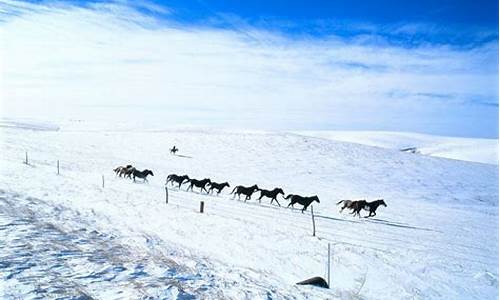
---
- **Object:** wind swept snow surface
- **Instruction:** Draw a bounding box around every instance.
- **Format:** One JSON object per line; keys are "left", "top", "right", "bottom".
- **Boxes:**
{"left": 0, "top": 124, "right": 498, "bottom": 299}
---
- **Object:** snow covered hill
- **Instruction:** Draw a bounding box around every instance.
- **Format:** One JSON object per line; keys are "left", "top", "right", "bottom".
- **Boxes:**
{"left": 0, "top": 122, "right": 498, "bottom": 299}
{"left": 294, "top": 131, "right": 498, "bottom": 165}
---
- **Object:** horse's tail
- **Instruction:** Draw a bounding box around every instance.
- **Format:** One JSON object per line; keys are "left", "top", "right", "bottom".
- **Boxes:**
{"left": 230, "top": 186, "right": 238, "bottom": 194}
{"left": 284, "top": 194, "right": 293, "bottom": 200}
{"left": 336, "top": 200, "right": 345, "bottom": 205}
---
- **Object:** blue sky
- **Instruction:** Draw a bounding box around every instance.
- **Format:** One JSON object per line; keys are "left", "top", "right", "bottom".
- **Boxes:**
{"left": 21, "top": 0, "right": 499, "bottom": 44}
{"left": 1, "top": 0, "right": 498, "bottom": 137}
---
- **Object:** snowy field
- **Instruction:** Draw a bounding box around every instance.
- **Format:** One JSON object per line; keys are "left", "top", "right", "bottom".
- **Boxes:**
{"left": 294, "top": 131, "right": 498, "bottom": 165}
{"left": 0, "top": 120, "right": 498, "bottom": 299}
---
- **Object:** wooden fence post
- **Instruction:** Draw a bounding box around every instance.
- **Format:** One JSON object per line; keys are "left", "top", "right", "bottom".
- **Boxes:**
{"left": 24, "top": 151, "right": 28, "bottom": 165}
{"left": 57, "top": 160, "right": 60, "bottom": 175}
{"left": 311, "top": 205, "right": 316, "bottom": 237}
{"left": 102, "top": 175, "right": 105, "bottom": 188}
{"left": 327, "top": 243, "right": 331, "bottom": 287}
{"left": 200, "top": 201, "right": 204, "bottom": 213}
{"left": 165, "top": 186, "right": 169, "bottom": 204}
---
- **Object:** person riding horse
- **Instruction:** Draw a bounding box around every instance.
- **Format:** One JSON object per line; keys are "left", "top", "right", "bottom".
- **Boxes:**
{"left": 170, "top": 146, "right": 178, "bottom": 155}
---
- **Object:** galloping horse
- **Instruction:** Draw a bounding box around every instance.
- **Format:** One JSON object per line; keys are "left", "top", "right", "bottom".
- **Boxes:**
{"left": 207, "top": 182, "right": 230, "bottom": 195}
{"left": 257, "top": 188, "right": 285, "bottom": 206}
{"left": 186, "top": 178, "right": 212, "bottom": 193}
{"left": 336, "top": 199, "right": 366, "bottom": 214}
{"left": 113, "top": 165, "right": 133, "bottom": 177}
{"left": 286, "top": 194, "right": 320, "bottom": 213}
{"left": 132, "top": 169, "right": 154, "bottom": 183}
{"left": 166, "top": 174, "right": 190, "bottom": 188}
{"left": 352, "top": 199, "right": 387, "bottom": 218}
{"left": 231, "top": 185, "right": 259, "bottom": 201}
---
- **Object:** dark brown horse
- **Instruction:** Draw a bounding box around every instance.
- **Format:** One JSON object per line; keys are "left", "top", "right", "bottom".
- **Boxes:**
{"left": 132, "top": 169, "right": 154, "bottom": 182}
{"left": 352, "top": 199, "right": 387, "bottom": 218}
{"left": 336, "top": 199, "right": 366, "bottom": 215}
{"left": 286, "top": 194, "right": 320, "bottom": 213}
{"left": 186, "top": 178, "right": 212, "bottom": 193}
{"left": 207, "top": 181, "right": 230, "bottom": 195}
{"left": 124, "top": 167, "right": 137, "bottom": 179}
{"left": 258, "top": 188, "right": 285, "bottom": 206}
{"left": 166, "top": 174, "right": 190, "bottom": 188}
{"left": 231, "top": 185, "right": 259, "bottom": 201}
{"left": 113, "top": 165, "right": 133, "bottom": 177}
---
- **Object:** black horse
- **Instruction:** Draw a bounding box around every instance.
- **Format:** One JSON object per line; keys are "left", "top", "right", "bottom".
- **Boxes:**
{"left": 351, "top": 199, "right": 387, "bottom": 218}
{"left": 166, "top": 174, "right": 190, "bottom": 188}
{"left": 207, "top": 181, "right": 230, "bottom": 195}
{"left": 231, "top": 184, "right": 259, "bottom": 201}
{"left": 170, "top": 146, "right": 178, "bottom": 155}
{"left": 286, "top": 194, "right": 320, "bottom": 213}
{"left": 132, "top": 169, "right": 154, "bottom": 183}
{"left": 258, "top": 188, "right": 285, "bottom": 206}
{"left": 186, "top": 178, "right": 212, "bottom": 193}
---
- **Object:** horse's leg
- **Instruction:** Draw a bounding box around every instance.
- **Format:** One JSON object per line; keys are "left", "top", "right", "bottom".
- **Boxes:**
{"left": 351, "top": 208, "right": 358, "bottom": 217}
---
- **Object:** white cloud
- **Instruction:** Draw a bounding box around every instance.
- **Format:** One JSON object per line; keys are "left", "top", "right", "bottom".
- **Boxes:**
{"left": 0, "top": 0, "right": 497, "bottom": 136}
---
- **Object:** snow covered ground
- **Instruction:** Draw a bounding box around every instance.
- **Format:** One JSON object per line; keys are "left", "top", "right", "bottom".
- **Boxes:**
{"left": 0, "top": 120, "right": 498, "bottom": 299}
{"left": 294, "top": 131, "right": 498, "bottom": 165}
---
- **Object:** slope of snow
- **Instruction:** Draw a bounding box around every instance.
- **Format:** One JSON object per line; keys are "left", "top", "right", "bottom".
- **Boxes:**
{"left": 294, "top": 131, "right": 498, "bottom": 165}
{"left": 0, "top": 118, "right": 60, "bottom": 131}
{"left": 0, "top": 123, "right": 498, "bottom": 299}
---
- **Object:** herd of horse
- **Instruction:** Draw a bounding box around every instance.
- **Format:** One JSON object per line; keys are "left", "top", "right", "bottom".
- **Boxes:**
{"left": 165, "top": 174, "right": 320, "bottom": 213}
{"left": 337, "top": 199, "right": 387, "bottom": 218}
{"left": 113, "top": 165, "right": 154, "bottom": 182}
{"left": 113, "top": 165, "right": 387, "bottom": 217}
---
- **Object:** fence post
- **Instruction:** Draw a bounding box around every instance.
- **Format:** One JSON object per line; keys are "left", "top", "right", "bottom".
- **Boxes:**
{"left": 24, "top": 151, "right": 28, "bottom": 165}
{"left": 102, "top": 175, "right": 104, "bottom": 188}
{"left": 165, "top": 186, "right": 169, "bottom": 204}
{"left": 57, "top": 160, "right": 60, "bottom": 175}
{"left": 200, "top": 201, "right": 204, "bottom": 213}
{"left": 311, "top": 205, "right": 316, "bottom": 237}
{"left": 327, "top": 243, "right": 331, "bottom": 287}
